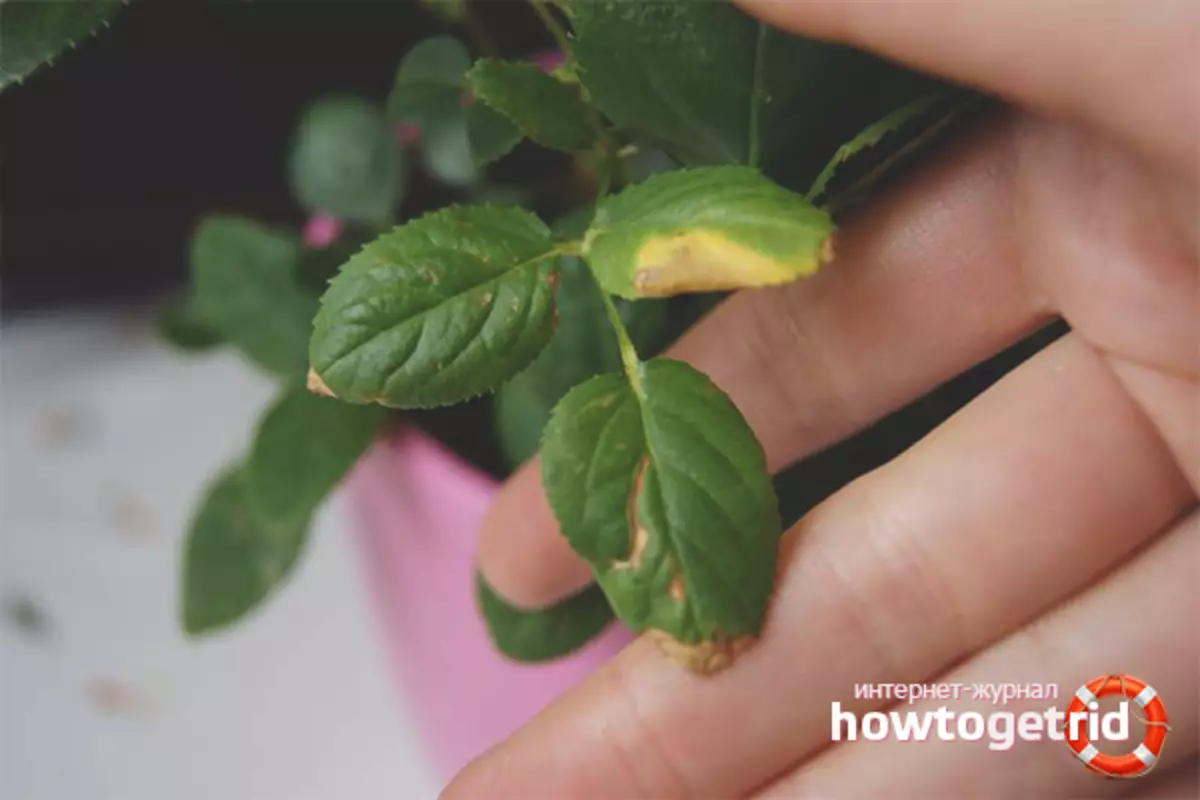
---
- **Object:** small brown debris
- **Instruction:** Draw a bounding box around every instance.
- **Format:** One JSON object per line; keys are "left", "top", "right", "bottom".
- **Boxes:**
{"left": 38, "top": 406, "right": 92, "bottom": 448}
{"left": 306, "top": 367, "right": 336, "bottom": 398}
{"left": 86, "top": 677, "right": 145, "bottom": 716}
{"left": 106, "top": 488, "right": 154, "bottom": 542}
{"left": 668, "top": 574, "right": 686, "bottom": 602}
{"left": 480, "top": 291, "right": 494, "bottom": 306}
{"left": 819, "top": 233, "right": 836, "bottom": 266}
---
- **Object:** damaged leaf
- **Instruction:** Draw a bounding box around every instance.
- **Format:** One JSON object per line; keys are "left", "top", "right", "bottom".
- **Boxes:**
{"left": 541, "top": 357, "right": 780, "bottom": 674}
{"left": 308, "top": 204, "right": 561, "bottom": 408}
{"left": 583, "top": 166, "right": 835, "bottom": 299}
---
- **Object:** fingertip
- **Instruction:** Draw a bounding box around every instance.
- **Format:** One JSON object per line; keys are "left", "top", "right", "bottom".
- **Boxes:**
{"left": 475, "top": 457, "right": 595, "bottom": 609}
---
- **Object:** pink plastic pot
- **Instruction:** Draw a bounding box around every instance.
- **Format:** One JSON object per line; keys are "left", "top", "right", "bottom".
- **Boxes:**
{"left": 346, "top": 428, "right": 632, "bottom": 780}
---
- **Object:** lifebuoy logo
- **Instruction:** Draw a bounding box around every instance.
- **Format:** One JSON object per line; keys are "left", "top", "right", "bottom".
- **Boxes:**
{"left": 834, "top": 674, "right": 1170, "bottom": 780}
{"left": 1065, "top": 673, "right": 1170, "bottom": 779}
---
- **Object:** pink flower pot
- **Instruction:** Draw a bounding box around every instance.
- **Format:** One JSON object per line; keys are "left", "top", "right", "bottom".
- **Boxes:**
{"left": 346, "top": 428, "right": 632, "bottom": 780}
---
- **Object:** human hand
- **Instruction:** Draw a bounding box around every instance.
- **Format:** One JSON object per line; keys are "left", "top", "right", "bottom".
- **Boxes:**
{"left": 446, "top": 1, "right": 1199, "bottom": 796}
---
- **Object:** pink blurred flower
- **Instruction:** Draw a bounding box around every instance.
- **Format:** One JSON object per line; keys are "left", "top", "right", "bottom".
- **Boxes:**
{"left": 302, "top": 213, "right": 343, "bottom": 250}
{"left": 532, "top": 49, "right": 565, "bottom": 74}
{"left": 395, "top": 121, "right": 421, "bottom": 146}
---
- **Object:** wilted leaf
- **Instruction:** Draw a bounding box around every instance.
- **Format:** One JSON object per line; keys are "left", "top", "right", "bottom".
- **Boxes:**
{"left": 583, "top": 167, "right": 835, "bottom": 298}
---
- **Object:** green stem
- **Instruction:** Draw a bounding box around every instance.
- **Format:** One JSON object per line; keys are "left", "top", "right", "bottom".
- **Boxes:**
{"left": 531, "top": 0, "right": 573, "bottom": 59}
{"left": 462, "top": 1, "right": 500, "bottom": 56}
{"left": 598, "top": 287, "right": 643, "bottom": 397}
{"left": 746, "top": 22, "right": 768, "bottom": 169}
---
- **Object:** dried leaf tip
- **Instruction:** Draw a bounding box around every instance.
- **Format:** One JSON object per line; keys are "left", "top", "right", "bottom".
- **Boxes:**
{"left": 648, "top": 630, "right": 755, "bottom": 676}
{"left": 306, "top": 367, "right": 336, "bottom": 398}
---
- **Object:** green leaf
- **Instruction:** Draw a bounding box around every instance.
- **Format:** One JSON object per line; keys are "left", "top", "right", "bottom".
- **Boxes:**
{"left": 467, "top": 102, "right": 522, "bottom": 166}
{"left": 289, "top": 96, "right": 403, "bottom": 224}
{"left": 0, "top": 0, "right": 126, "bottom": 90}
{"left": 569, "top": 2, "right": 935, "bottom": 186}
{"left": 583, "top": 167, "right": 835, "bottom": 299}
{"left": 157, "top": 295, "right": 223, "bottom": 353}
{"left": 476, "top": 574, "right": 614, "bottom": 662}
{"left": 814, "top": 91, "right": 982, "bottom": 212}
{"left": 181, "top": 466, "right": 308, "bottom": 634}
{"left": 466, "top": 59, "right": 597, "bottom": 153}
{"left": 419, "top": 96, "right": 480, "bottom": 186}
{"left": 246, "top": 386, "right": 385, "bottom": 525}
{"left": 386, "top": 35, "right": 470, "bottom": 124}
{"left": 494, "top": 255, "right": 671, "bottom": 469}
{"left": 309, "top": 205, "right": 561, "bottom": 408}
{"left": 191, "top": 216, "right": 318, "bottom": 376}
{"left": 541, "top": 357, "right": 779, "bottom": 674}
{"left": 806, "top": 92, "right": 945, "bottom": 203}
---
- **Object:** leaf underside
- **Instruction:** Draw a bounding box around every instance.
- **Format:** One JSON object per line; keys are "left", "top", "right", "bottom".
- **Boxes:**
{"left": 477, "top": 574, "right": 615, "bottom": 662}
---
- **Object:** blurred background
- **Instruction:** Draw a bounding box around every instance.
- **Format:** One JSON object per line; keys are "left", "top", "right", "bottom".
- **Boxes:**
{"left": 1, "top": 3, "right": 557, "bottom": 798}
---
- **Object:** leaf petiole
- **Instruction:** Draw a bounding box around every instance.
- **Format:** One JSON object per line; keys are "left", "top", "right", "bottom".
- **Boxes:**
{"left": 597, "top": 284, "right": 643, "bottom": 398}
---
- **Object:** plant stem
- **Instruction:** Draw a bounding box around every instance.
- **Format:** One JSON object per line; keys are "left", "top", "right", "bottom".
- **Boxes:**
{"left": 530, "top": 0, "right": 573, "bottom": 59}
{"left": 462, "top": 1, "right": 500, "bottom": 56}
{"left": 598, "top": 287, "right": 644, "bottom": 398}
{"left": 746, "top": 22, "right": 768, "bottom": 169}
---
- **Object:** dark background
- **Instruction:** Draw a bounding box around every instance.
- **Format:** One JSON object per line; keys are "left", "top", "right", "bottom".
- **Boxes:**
{"left": 0, "top": 0, "right": 547, "bottom": 314}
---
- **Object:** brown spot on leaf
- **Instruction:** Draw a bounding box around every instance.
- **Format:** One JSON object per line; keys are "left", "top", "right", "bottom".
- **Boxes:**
{"left": 647, "top": 630, "right": 755, "bottom": 676}
{"left": 668, "top": 574, "right": 686, "bottom": 602}
{"left": 819, "top": 233, "right": 836, "bottom": 266}
{"left": 480, "top": 291, "right": 494, "bottom": 306}
{"left": 306, "top": 368, "right": 336, "bottom": 398}
{"left": 611, "top": 459, "right": 649, "bottom": 571}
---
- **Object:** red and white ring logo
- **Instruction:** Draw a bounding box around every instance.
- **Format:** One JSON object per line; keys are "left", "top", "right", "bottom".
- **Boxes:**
{"left": 1066, "top": 674, "right": 1170, "bottom": 778}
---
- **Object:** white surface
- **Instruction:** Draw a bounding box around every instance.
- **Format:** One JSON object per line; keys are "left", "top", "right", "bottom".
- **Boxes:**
{"left": 0, "top": 310, "right": 440, "bottom": 800}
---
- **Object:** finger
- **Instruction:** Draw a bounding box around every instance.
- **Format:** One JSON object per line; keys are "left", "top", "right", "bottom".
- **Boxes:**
{"left": 735, "top": 0, "right": 1200, "bottom": 174}
{"left": 479, "top": 113, "right": 1053, "bottom": 607}
{"left": 445, "top": 334, "right": 1194, "bottom": 799}
{"left": 763, "top": 510, "right": 1199, "bottom": 799}
{"left": 1126, "top": 756, "right": 1199, "bottom": 799}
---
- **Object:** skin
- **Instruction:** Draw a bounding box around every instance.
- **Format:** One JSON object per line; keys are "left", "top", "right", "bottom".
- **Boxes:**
{"left": 445, "top": 1, "right": 1199, "bottom": 797}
